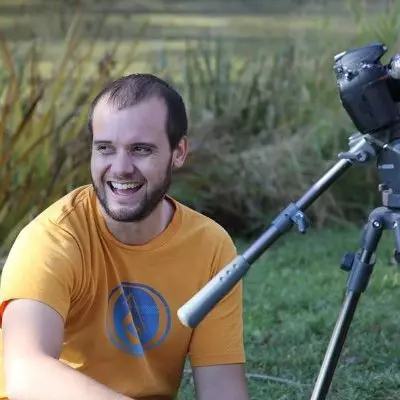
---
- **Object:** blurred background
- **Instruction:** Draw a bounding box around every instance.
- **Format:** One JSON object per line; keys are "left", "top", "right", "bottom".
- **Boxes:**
{"left": 2, "top": 1, "right": 400, "bottom": 399}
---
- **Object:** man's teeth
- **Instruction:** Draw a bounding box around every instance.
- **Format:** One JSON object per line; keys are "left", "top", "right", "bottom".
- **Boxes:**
{"left": 110, "top": 182, "right": 142, "bottom": 190}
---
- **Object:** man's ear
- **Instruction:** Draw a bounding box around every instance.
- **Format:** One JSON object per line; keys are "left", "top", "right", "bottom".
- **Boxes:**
{"left": 172, "top": 136, "right": 188, "bottom": 169}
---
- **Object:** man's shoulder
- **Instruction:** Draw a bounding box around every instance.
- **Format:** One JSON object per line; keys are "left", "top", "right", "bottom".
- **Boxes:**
{"left": 5, "top": 186, "right": 94, "bottom": 267}
{"left": 172, "top": 197, "right": 233, "bottom": 242}
{"left": 24, "top": 184, "right": 94, "bottom": 235}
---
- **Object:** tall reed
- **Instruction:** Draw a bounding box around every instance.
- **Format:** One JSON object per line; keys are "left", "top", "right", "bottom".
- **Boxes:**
{"left": 0, "top": 15, "right": 144, "bottom": 256}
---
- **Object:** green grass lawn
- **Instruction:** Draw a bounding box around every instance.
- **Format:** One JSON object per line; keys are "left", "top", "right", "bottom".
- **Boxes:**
{"left": 178, "top": 227, "right": 400, "bottom": 399}
{"left": 2, "top": 11, "right": 357, "bottom": 81}
{"left": 2, "top": 1, "right": 384, "bottom": 81}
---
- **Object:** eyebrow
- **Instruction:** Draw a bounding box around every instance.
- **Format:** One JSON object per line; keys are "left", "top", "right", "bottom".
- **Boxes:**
{"left": 93, "top": 140, "right": 112, "bottom": 145}
{"left": 93, "top": 140, "right": 158, "bottom": 148}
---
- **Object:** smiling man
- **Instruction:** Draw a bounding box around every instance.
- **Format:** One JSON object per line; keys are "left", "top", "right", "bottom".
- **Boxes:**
{"left": 0, "top": 74, "right": 249, "bottom": 400}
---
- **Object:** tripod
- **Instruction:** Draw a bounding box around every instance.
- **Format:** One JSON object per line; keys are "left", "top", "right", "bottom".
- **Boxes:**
{"left": 177, "top": 130, "right": 400, "bottom": 399}
{"left": 311, "top": 130, "right": 400, "bottom": 398}
{"left": 310, "top": 205, "right": 400, "bottom": 399}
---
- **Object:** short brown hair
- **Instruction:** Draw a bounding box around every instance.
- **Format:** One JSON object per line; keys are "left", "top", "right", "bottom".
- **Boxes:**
{"left": 87, "top": 73, "right": 188, "bottom": 149}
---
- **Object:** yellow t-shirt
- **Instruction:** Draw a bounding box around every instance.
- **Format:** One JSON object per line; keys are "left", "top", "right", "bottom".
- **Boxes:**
{"left": 0, "top": 185, "right": 245, "bottom": 399}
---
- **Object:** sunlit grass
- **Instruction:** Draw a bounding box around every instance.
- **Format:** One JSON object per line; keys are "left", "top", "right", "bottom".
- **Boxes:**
{"left": 136, "top": 13, "right": 356, "bottom": 32}
{"left": 1, "top": 13, "right": 359, "bottom": 39}
{"left": 1, "top": 10, "right": 357, "bottom": 79}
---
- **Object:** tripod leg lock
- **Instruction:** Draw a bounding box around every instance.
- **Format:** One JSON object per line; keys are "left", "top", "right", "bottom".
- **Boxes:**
{"left": 347, "top": 252, "right": 376, "bottom": 293}
{"left": 271, "top": 203, "right": 310, "bottom": 234}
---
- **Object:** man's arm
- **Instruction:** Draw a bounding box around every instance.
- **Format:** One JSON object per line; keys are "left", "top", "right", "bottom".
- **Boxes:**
{"left": 2, "top": 299, "right": 132, "bottom": 400}
{"left": 192, "top": 364, "right": 249, "bottom": 400}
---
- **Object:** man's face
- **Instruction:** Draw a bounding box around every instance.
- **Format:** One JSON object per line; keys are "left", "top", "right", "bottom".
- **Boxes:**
{"left": 90, "top": 96, "right": 185, "bottom": 222}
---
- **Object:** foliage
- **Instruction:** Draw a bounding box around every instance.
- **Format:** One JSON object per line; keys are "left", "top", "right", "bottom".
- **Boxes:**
{"left": 2, "top": 1, "right": 400, "bottom": 254}
{"left": 167, "top": 0, "right": 400, "bottom": 236}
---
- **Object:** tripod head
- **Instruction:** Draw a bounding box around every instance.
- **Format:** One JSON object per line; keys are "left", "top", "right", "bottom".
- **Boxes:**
{"left": 334, "top": 43, "right": 400, "bottom": 208}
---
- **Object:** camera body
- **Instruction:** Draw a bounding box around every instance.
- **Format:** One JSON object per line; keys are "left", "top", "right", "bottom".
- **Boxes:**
{"left": 334, "top": 43, "right": 400, "bottom": 134}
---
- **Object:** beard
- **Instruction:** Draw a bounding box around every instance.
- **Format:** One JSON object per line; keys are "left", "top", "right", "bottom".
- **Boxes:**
{"left": 92, "top": 164, "right": 172, "bottom": 223}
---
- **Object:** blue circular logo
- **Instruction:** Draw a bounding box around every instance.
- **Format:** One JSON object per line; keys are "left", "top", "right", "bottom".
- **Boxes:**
{"left": 106, "top": 283, "right": 171, "bottom": 357}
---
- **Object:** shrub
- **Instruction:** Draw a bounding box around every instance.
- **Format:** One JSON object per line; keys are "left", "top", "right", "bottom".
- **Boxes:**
{"left": 169, "top": 1, "right": 400, "bottom": 236}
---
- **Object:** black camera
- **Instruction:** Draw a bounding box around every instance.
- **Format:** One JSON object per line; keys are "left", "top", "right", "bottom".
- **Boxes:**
{"left": 334, "top": 43, "right": 400, "bottom": 134}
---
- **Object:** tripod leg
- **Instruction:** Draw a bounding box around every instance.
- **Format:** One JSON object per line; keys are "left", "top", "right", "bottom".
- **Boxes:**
{"left": 391, "top": 219, "right": 400, "bottom": 266}
{"left": 310, "top": 217, "right": 383, "bottom": 400}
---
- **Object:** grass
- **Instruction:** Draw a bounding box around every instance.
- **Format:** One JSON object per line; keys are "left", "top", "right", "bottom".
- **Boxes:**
{"left": 178, "top": 228, "right": 400, "bottom": 399}
{"left": 0, "top": 2, "right": 390, "bottom": 78}
{"left": 0, "top": 5, "right": 362, "bottom": 57}
{"left": 1, "top": 13, "right": 352, "bottom": 50}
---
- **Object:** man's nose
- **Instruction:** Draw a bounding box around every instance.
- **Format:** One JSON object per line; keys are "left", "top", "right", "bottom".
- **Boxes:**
{"left": 111, "top": 151, "right": 135, "bottom": 175}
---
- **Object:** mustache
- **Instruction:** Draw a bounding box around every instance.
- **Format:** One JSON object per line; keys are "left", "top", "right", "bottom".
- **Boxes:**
{"left": 104, "top": 175, "right": 145, "bottom": 182}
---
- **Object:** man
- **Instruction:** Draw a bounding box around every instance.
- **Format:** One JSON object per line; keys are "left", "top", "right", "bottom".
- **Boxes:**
{"left": 0, "top": 74, "right": 249, "bottom": 400}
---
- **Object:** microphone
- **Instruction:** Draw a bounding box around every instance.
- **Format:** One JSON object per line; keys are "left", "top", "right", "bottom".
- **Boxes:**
{"left": 177, "top": 255, "right": 250, "bottom": 328}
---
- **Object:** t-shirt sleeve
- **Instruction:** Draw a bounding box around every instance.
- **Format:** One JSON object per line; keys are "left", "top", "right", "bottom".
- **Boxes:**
{"left": 0, "top": 220, "right": 82, "bottom": 325}
{"left": 188, "top": 234, "right": 245, "bottom": 367}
